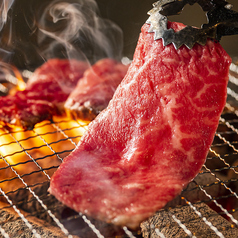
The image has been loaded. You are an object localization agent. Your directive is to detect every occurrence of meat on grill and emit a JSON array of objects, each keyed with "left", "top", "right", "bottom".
[
  {"left": 0, "top": 59, "right": 89, "bottom": 129},
  {"left": 49, "top": 21, "right": 231, "bottom": 229},
  {"left": 65, "top": 58, "right": 129, "bottom": 121}
]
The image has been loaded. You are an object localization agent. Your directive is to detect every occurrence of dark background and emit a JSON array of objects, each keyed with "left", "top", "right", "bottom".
[
  {"left": 0, "top": 0, "right": 237, "bottom": 70},
  {"left": 96, "top": 0, "right": 238, "bottom": 59}
]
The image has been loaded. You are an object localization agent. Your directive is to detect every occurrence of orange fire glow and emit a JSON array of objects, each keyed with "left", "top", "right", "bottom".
[
  {"left": 0, "top": 116, "right": 88, "bottom": 195},
  {"left": 0, "top": 116, "right": 88, "bottom": 172},
  {"left": 4, "top": 66, "right": 27, "bottom": 95}
]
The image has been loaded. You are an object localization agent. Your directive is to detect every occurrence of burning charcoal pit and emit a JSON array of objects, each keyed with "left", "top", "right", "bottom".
[{"left": 1, "top": 68, "right": 238, "bottom": 237}]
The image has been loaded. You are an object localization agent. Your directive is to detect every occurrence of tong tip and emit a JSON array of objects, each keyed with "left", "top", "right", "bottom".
[{"left": 147, "top": 0, "right": 238, "bottom": 49}]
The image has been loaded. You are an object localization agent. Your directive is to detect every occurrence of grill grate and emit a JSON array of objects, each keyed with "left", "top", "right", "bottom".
[{"left": 1, "top": 64, "right": 238, "bottom": 237}]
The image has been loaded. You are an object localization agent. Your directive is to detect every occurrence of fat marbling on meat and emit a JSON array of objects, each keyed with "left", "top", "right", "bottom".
[{"left": 49, "top": 21, "right": 231, "bottom": 229}]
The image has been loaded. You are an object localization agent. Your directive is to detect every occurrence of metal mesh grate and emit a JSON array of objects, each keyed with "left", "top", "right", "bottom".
[{"left": 0, "top": 64, "right": 238, "bottom": 237}]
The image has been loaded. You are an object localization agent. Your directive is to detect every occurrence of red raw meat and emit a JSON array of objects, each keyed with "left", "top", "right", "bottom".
[
  {"left": 65, "top": 58, "right": 129, "bottom": 121},
  {"left": 27, "top": 58, "right": 89, "bottom": 94},
  {"left": 49, "top": 22, "right": 231, "bottom": 229},
  {"left": 0, "top": 59, "right": 89, "bottom": 129}
]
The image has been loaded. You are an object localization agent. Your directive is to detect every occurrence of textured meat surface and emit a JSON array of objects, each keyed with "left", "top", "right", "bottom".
[
  {"left": 49, "top": 22, "right": 231, "bottom": 229},
  {"left": 65, "top": 58, "right": 129, "bottom": 121},
  {"left": 27, "top": 58, "right": 89, "bottom": 94},
  {"left": 0, "top": 59, "right": 88, "bottom": 129}
]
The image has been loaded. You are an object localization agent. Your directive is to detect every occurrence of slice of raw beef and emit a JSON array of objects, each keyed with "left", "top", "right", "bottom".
[
  {"left": 0, "top": 59, "right": 89, "bottom": 129},
  {"left": 65, "top": 58, "right": 129, "bottom": 121},
  {"left": 49, "top": 22, "right": 231, "bottom": 229}
]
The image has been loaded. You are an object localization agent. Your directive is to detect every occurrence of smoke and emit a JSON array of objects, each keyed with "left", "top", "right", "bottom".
[
  {"left": 0, "top": 0, "right": 14, "bottom": 31},
  {"left": 0, "top": 0, "right": 124, "bottom": 69},
  {"left": 36, "top": 0, "right": 123, "bottom": 63},
  {"left": 0, "top": 0, "right": 15, "bottom": 60}
]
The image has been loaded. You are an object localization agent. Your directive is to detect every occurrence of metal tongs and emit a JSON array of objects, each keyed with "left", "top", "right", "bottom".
[{"left": 147, "top": 0, "right": 238, "bottom": 49}]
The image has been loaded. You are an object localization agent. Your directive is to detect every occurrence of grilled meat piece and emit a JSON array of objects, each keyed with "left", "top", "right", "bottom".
[
  {"left": 65, "top": 58, "right": 129, "bottom": 121},
  {"left": 0, "top": 59, "right": 89, "bottom": 129},
  {"left": 49, "top": 21, "right": 231, "bottom": 229}
]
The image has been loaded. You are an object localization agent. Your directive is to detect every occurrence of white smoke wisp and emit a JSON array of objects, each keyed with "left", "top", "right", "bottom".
[
  {"left": 37, "top": 0, "right": 123, "bottom": 63},
  {"left": 0, "top": 0, "right": 14, "bottom": 31}
]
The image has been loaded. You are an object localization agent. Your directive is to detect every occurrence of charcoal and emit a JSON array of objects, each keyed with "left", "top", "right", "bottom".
[
  {"left": 165, "top": 170, "right": 228, "bottom": 208},
  {"left": 141, "top": 203, "right": 238, "bottom": 238},
  {"left": 227, "top": 160, "right": 238, "bottom": 221},
  {"left": 0, "top": 201, "right": 75, "bottom": 238},
  {"left": 0, "top": 181, "right": 65, "bottom": 224},
  {"left": 60, "top": 207, "right": 127, "bottom": 238}
]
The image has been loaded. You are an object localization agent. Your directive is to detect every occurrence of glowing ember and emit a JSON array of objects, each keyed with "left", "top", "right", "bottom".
[
  {"left": 0, "top": 62, "right": 26, "bottom": 96},
  {"left": 0, "top": 116, "right": 88, "bottom": 176}
]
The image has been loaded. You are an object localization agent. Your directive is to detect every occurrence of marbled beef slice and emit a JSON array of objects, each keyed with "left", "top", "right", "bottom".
[
  {"left": 49, "top": 22, "right": 231, "bottom": 229},
  {"left": 65, "top": 58, "right": 129, "bottom": 121}
]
